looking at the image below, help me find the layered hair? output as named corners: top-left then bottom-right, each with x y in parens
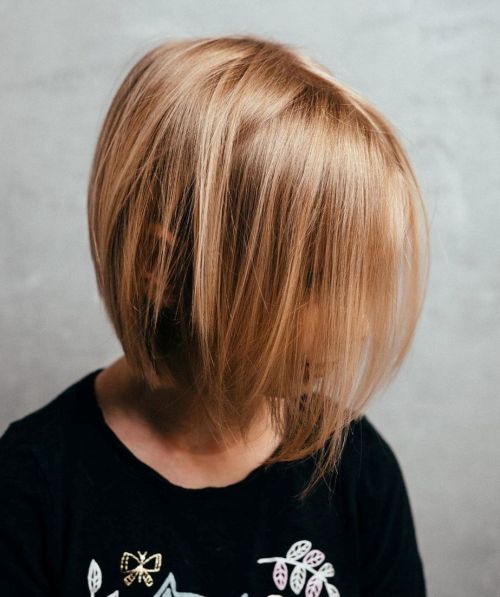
top-left (87, 34), bottom-right (430, 500)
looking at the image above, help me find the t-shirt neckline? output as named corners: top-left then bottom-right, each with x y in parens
top-left (80, 367), bottom-right (278, 503)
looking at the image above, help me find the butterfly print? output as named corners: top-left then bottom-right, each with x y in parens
top-left (120, 550), bottom-right (163, 587)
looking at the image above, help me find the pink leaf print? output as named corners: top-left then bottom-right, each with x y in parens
top-left (303, 549), bottom-right (325, 568)
top-left (290, 564), bottom-right (307, 594)
top-left (286, 540), bottom-right (312, 561)
top-left (305, 573), bottom-right (323, 597)
top-left (272, 560), bottom-right (288, 590)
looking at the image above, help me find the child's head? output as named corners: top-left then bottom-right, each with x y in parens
top-left (87, 34), bottom-right (429, 494)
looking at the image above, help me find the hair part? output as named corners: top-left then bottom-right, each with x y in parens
top-left (87, 34), bottom-right (430, 501)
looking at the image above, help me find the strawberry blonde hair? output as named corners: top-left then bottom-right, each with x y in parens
top-left (87, 34), bottom-right (430, 500)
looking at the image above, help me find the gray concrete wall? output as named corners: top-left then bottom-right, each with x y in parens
top-left (1, 1), bottom-right (499, 595)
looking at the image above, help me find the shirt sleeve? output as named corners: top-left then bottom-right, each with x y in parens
top-left (356, 417), bottom-right (427, 597)
top-left (0, 422), bottom-right (55, 596)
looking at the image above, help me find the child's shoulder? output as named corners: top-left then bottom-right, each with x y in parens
top-left (345, 413), bottom-right (398, 458)
top-left (339, 413), bottom-right (409, 490)
top-left (0, 368), bottom-right (99, 452)
top-left (340, 415), bottom-right (414, 502)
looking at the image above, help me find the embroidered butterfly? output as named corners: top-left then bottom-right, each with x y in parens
top-left (120, 550), bottom-right (162, 587)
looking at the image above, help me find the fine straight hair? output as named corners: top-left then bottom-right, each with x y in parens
top-left (87, 34), bottom-right (430, 501)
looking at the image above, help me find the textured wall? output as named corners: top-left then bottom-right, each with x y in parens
top-left (1, 1), bottom-right (499, 595)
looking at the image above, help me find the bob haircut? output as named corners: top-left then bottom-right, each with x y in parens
top-left (87, 34), bottom-right (430, 500)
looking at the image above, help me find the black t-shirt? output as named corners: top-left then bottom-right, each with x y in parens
top-left (0, 368), bottom-right (427, 597)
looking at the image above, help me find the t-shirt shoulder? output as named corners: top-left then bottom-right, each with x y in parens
top-left (342, 414), bottom-right (406, 482)
top-left (0, 387), bottom-right (77, 595)
top-left (343, 416), bottom-right (426, 596)
top-left (0, 368), bottom-right (98, 449)
top-left (0, 369), bottom-right (100, 517)
top-left (0, 370), bottom-right (101, 595)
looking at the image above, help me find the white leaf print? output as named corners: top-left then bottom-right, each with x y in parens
top-left (286, 540), bottom-right (312, 561)
top-left (106, 592), bottom-right (119, 597)
top-left (88, 559), bottom-right (102, 596)
top-left (303, 549), bottom-right (325, 568)
top-left (325, 582), bottom-right (341, 597)
top-left (290, 564), bottom-right (307, 594)
top-left (258, 538), bottom-right (341, 596)
top-left (318, 562), bottom-right (335, 578)
top-left (272, 560), bottom-right (288, 590)
top-left (305, 573), bottom-right (322, 597)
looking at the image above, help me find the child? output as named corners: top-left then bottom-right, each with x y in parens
top-left (0, 34), bottom-right (429, 597)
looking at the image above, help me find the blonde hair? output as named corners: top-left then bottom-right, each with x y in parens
top-left (87, 34), bottom-right (430, 500)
